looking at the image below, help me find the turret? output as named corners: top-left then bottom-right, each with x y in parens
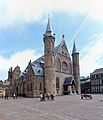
top-left (72, 39), bottom-right (81, 94)
top-left (43, 17), bottom-right (56, 95)
top-left (8, 67), bottom-right (13, 84)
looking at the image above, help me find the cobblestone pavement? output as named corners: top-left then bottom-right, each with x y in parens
top-left (0, 94), bottom-right (103, 120)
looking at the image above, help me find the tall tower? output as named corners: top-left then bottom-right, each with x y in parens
top-left (72, 39), bottom-right (81, 94)
top-left (43, 17), bottom-right (56, 95)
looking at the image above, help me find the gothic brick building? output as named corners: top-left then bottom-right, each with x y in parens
top-left (8, 18), bottom-right (80, 97)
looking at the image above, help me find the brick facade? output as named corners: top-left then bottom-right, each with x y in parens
top-left (7, 18), bottom-right (80, 97)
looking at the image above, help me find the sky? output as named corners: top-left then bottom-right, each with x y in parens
top-left (0, 0), bottom-right (103, 80)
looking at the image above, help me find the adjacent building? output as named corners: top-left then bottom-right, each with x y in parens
top-left (0, 80), bottom-right (11, 97)
top-left (0, 80), bottom-right (3, 97)
top-left (80, 77), bottom-right (91, 94)
top-left (90, 68), bottom-right (103, 93)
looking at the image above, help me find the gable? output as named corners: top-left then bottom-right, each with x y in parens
top-left (55, 40), bottom-right (71, 59)
top-left (24, 62), bottom-right (34, 76)
top-left (54, 40), bottom-right (72, 74)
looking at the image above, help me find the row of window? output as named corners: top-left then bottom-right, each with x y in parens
top-left (90, 73), bottom-right (103, 79)
top-left (18, 77), bottom-right (60, 92)
top-left (91, 86), bottom-right (103, 92)
top-left (27, 83), bottom-right (43, 91)
top-left (27, 83), bottom-right (32, 91)
top-left (91, 79), bottom-right (103, 85)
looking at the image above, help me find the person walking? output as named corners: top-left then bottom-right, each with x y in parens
top-left (40, 93), bottom-right (43, 101)
top-left (15, 94), bottom-right (17, 99)
top-left (13, 94), bottom-right (15, 99)
top-left (50, 93), bottom-right (54, 100)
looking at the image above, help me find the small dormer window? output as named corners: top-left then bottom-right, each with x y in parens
top-left (38, 70), bottom-right (40, 73)
top-left (62, 62), bottom-right (68, 71)
top-left (42, 57), bottom-right (44, 60)
top-left (62, 51), bottom-right (64, 54)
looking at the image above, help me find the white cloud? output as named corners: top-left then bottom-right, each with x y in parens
top-left (80, 33), bottom-right (103, 76)
top-left (0, 49), bottom-right (42, 80)
top-left (0, 0), bottom-right (103, 28)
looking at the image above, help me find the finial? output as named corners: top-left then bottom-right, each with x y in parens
top-left (72, 36), bottom-right (78, 54)
top-left (48, 14), bottom-right (50, 21)
top-left (62, 34), bottom-right (65, 39)
top-left (73, 35), bottom-right (75, 42)
top-left (44, 14), bottom-right (53, 36)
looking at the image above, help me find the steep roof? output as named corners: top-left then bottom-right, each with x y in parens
top-left (91, 68), bottom-right (103, 74)
top-left (45, 18), bottom-right (52, 33)
top-left (32, 56), bottom-right (44, 68)
top-left (72, 38), bottom-right (78, 54)
top-left (63, 76), bottom-right (75, 85)
top-left (22, 43), bottom-right (61, 77)
top-left (21, 59), bottom-right (44, 77)
top-left (55, 37), bottom-right (71, 59)
top-left (31, 65), bottom-right (44, 76)
top-left (44, 17), bottom-right (53, 36)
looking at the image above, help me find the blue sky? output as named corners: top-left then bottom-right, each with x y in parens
top-left (0, 0), bottom-right (103, 80)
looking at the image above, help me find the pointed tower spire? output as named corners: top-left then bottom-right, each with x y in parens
top-left (72, 37), bottom-right (80, 94)
top-left (45, 15), bottom-right (53, 36)
top-left (43, 16), bottom-right (56, 95)
top-left (72, 37), bottom-right (78, 54)
top-left (62, 34), bottom-right (65, 42)
top-left (60, 34), bottom-right (65, 44)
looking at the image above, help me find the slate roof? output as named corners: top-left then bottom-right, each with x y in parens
top-left (63, 76), bottom-right (75, 85)
top-left (21, 43), bottom-right (61, 77)
top-left (91, 68), bottom-right (103, 74)
top-left (3, 81), bottom-right (10, 86)
top-left (45, 18), bottom-right (52, 33)
top-left (72, 39), bottom-right (78, 54)
top-left (44, 17), bottom-right (53, 36)
top-left (32, 65), bottom-right (44, 76)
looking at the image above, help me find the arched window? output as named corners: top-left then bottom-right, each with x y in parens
top-left (27, 84), bottom-right (29, 91)
top-left (62, 62), bottom-right (68, 71)
top-left (39, 83), bottom-right (42, 90)
top-left (30, 83), bottom-right (32, 91)
top-left (56, 77), bottom-right (60, 88)
top-left (56, 59), bottom-right (61, 71)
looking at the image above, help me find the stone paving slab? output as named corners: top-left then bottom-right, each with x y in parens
top-left (0, 94), bottom-right (103, 120)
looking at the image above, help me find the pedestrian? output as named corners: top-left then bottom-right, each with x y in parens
top-left (15, 94), bottom-right (17, 99)
top-left (42, 94), bottom-right (45, 101)
top-left (40, 93), bottom-right (43, 101)
top-left (6, 94), bottom-right (8, 99)
top-left (5, 93), bottom-right (8, 99)
top-left (1, 94), bottom-right (3, 98)
top-left (46, 93), bottom-right (50, 100)
top-left (50, 93), bottom-right (54, 100)
top-left (13, 94), bottom-right (15, 99)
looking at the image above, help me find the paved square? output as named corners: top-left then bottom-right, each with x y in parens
top-left (0, 94), bottom-right (103, 120)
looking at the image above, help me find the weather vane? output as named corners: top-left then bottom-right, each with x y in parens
top-left (62, 34), bottom-right (65, 39)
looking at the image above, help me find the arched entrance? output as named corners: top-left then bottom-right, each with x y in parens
top-left (63, 76), bottom-right (76, 95)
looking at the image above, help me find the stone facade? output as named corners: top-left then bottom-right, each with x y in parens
top-left (0, 80), bottom-right (11, 97)
top-left (0, 81), bottom-right (4, 97)
top-left (8, 18), bottom-right (80, 97)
